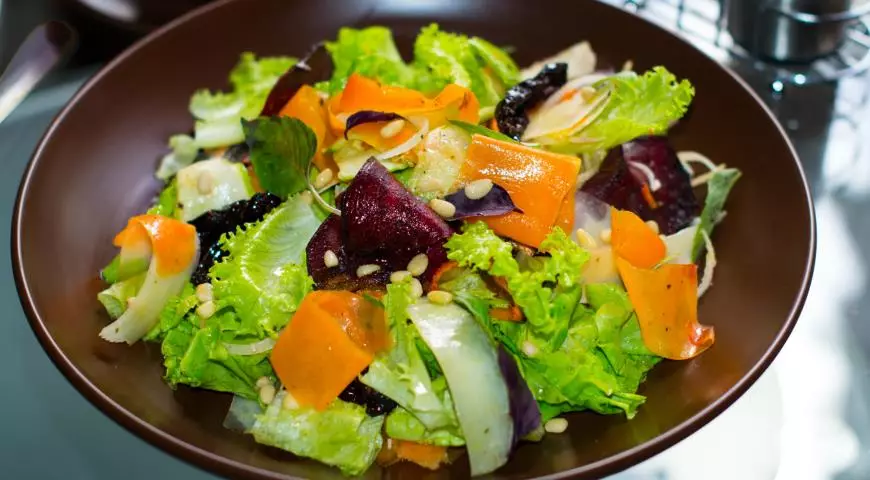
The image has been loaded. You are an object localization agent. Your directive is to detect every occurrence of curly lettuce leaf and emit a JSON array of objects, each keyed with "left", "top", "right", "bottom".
[
  {"left": 385, "top": 403, "right": 465, "bottom": 447},
  {"left": 251, "top": 392, "right": 384, "bottom": 476},
  {"left": 156, "top": 135, "right": 198, "bottom": 181},
  {"left": 692, "top": 167, "right": 741, "bottom": 259},
  {"left": 361, "top": 281, "right": 460, "bottom": 430},
  {"left": 162, "top": 316, "right": 273, "bottom": 400},
  {"left": 210, "top": 194, "right": 319, "bottom": 338},
  {"left": 445, "top": 222, "right": 589, "bottom": 346},
  {"left": 469, "top": 36, "right": 520, "bottom": 88},
  {"left": 243, "top": 117, "right": 317, "bottom": 198},
  {"left": 186, "top": 53, "right": 296, "bottom": 150},
  {"left": 322, "top": 26, "right": 412, "bottom": 94},
  {"left": 563, "top": 67, "right": 694, "bottom": 153},
  {"left": 144, "top": 282, "right": 198, "bottom": 342},
  {"left": 444, "top": 223, "right": 659, "bottom": 419},
  {"left": 146, "top": 179, "right": 179, "bottom": 218}
]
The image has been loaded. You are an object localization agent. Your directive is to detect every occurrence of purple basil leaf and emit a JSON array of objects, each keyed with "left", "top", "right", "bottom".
[
  {"left": 344, "top": 111, "right": 405, "bottom": 139},
  {"left": 580, "top": 136, "right": 698, "bottom": 235},
  {"left": 260, "top": 43, "right": 332, "bottom": 117},
  {"left": 443, "top": 182, "right": 522, "bottom": 220},
  {"left": 497, "top": 346, "right": 542, "bottom": 444},
  {"left": 306, "top": 159, "right": 454, "bottom": 290}
]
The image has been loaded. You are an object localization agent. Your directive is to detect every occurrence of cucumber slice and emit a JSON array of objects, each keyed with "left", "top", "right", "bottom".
[{"left": 176, "top": 158, "right": 254, "bottom": 221}]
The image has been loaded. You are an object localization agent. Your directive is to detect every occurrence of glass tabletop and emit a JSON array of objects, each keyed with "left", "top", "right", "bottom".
[{"left": 2, "top": 13, "right": 870, "bottom": 480}]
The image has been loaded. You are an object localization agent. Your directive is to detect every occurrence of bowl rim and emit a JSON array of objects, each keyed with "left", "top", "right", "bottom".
[{"left": 11, "top": 0, "right": 817, "bottom": 478}]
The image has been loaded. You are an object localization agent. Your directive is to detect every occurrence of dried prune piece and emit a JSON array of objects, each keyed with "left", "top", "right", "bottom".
[{"left": 495, "top": 63, "right": 568, "bottom": 140}]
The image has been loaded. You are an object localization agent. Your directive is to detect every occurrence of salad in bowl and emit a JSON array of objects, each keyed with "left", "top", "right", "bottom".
[{"left": 95, "top": 24, "right": 740, "bottom": 476}]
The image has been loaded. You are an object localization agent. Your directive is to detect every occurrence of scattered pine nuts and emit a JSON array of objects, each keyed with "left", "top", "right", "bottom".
[
  {"left": 600, "top": 228, "right": 612, "bottom": 244},
  {"left": 379, "top": 119, "right": 406, "bottom": 139},
  {"left": 196, "top": 300, "right": 216, "bottom": 320},
  {"left": 255, "top": 376, "right": 271, "bottom": 389},
  {"left": 390, "top": 270, "right": 412, "bottom": 283},
  {"left": 323, "top": 250, "right": 339, "bottom": 268},
  {"left": 544, "top": 418, "right": 568, "bottom": 434},
  {"left": 645, "top": 220, "right": 660, "bottom": 234},
  {"left": 427, "top": 290, "right": 454, "bottom": 305},
  {"left": 259, "top": 384, "right": 276, "bottom": 404},
  {"left": 409, "top": 278, "right": 423, "bottom": 298},
  {"left": 575, "top": 228, "right": 597, "bottom": 249},
  {"left": 195, "top": 283, "right": 213, "bottom": 303},
  {"left": 428, "top": 198, "right": 456, "bottom": 219},
  {"left": 314, "top": 168, "right": 334, "bottom": 189},
  {"left": 464, "top": 179, "right": 494, "bottom": 200},
  {"left": 197, "top": 172, "right": 214, "bottom": 195},
  {"left": 407, "top": 254, "right": 429, "bottom": 277},
  {"left": 356, "top": 264, "right": 381, "bottom": 277}
]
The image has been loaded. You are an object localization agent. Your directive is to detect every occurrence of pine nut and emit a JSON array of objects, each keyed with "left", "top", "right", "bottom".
[
  {"left": 600, "top": 228, "right": 612, "bottom": 244},
  {"left": 464, "top": 179, "right": 493, "bottom": 200},
  {"left": 282, "top": 392, "right": 299, "bottom": 410},
  {"left": 579, "top": 86, "right": 597, "bottom": 102},
  {"left": 407, "top": 254, "right": 429, "bottom": 277},
  {"left": 545, "top": 418, "right": 568, "bottom": 434},
  {"left": 259, "top": 384, "right": 276, "bottom": 404},
  {"left": 409, "top": 278, "right": 423, "bottom": 298},
  {"left": 299, "top": 191, "right": 313, "bottom": 205},
  {"left": 314, "top": 168, "right": 334, "bottom": 189},
  {"left": 390, "top": 270, "right": 411, "bottom": 283},
  {"left": 197, "top": 172, "right": 214, "bottom": 195},
  {"left": 255, "top": 376, "right": 271, "bottom": 389},
  {"left": 196, "top": 300, "right": 216, "bottom": 320},
  {"left": 380, "top": 119, "right": 406, "bottom": 139},
  {"left": 356, "top": 264, "right": 381, "bottom": 277},
  {"left": 645, "top": 220, "right": 660, "bottom": 234},
  {"left": 323, "top": 250, "right": 339, "bottom": 268},
  {"left": 195, "top": 283, "right": 213, "bottom": 303},
  {"left": 429, "top": 198, "right": 456, "bottom": 219},
  {"left": 427, "top": 290, "right": 454, "bottom": 305},
  {"left": 521, "top": 340, "right": 538, "bottom": 357},
  {"left": 575, "top": 228, "right": 597, "bottom": 249}
]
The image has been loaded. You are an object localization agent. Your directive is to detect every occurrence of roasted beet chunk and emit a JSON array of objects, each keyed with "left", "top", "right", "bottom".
[
  {"left": 306, "top": 159, "right": 453, "bottom": 291},
  {"left": 581, "top": 136, "right": 699, "bottom": 235},
  {"left": 189, "top": 192, "right": 283, "bottom": 284},
  {"left": 495, "top": 63, "right": 568, "bottom": 140}
]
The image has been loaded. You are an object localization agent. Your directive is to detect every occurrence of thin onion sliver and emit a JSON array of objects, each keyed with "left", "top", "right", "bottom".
[{"left": 223, "top": 337, "right": 277, "bottom": 356}]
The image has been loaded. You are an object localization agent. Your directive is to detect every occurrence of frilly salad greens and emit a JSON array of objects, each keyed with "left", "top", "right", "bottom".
[{"left": 97, "top": 23, "right": 739, "bottom": 477}]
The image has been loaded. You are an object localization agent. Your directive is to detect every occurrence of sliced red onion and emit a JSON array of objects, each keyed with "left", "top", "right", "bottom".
[
  {"left": 497, "top": 346, "right": 542, "bottom": 444},
  {"left": 223, "top": 337, "right": 276, "bottom": 355},
  {"left": 374, "top": 117, "right": 428, "bottom": 161},
  {"left": 260, "top": 43, "right": 331, "bottom": 117},
  {"left": 344, "top": 111, "right": 405, "bottom": 139},
  {"left": 443, "top": 182, "right": 521, "bottom": 220}
]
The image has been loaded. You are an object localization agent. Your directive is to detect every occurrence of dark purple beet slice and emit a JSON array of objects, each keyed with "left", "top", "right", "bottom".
[
  {"left": 306, "top": 159, "right": 454, "bottom": 291},
  {"left": 344, "top": 111, "right": 404, "bottom": 139},
  {"left": 260, "top": 43, "right": 332, "bottom": 117},
  {"left": 443, "top": 182, "right": 522, "bottom": 220},
  {"left": 580, "top": 136, "right": 698, "bottom": 235}
]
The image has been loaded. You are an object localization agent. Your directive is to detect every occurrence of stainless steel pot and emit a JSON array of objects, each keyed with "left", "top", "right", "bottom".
[{"left": 725, "top": 0, "right": 870, "bottom": 63}]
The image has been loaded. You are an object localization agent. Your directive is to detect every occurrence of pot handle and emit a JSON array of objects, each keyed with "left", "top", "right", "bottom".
[{"left": 763, "top": 0, "right": 870, "bottom": 25}]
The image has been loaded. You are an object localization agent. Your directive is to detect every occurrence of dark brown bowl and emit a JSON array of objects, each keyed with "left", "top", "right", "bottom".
[{"left": 12, "top": 0, "right": 815, "bottom": 478}]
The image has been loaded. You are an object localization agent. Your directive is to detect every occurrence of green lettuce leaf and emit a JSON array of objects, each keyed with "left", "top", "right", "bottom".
[
  {"left": 244, "top": 117, "right": 317, "bottom": 198},
  {"left": 469, "top": 37, "right": 520, "bottom": 87},
  {"left": 361, "top": 281, "right": 460, "bottom": 430},
  {"left": 444, "top": 223, "right": 659, "bottom": 419},
  {"left": 156, "top": 135, "right": 198, "bottom": 181},
  {"left": 162, "top": 316, "right": 273, "bottom": 400},
  {"left": 187, "top": 53, "right": 296, "bottom": 150},
  {"left": 385, "top": 404, "right": 465, "bottom": 447},
  {"left": 449, "top": 120, "right": 516, "bottom": 143},
  {"left": 146, "top": 179, "right": 179, "bottom": 218},
  {"left": 445, "top": 222, "right": 589, "bottom": 346},
  {"left": 692, "top": 167, "right": 741, "bottom": 259},
  {"left": 564, "top": 67, "right": 694, "bottom": 153},
  {"left": 210, "top": 194, "right": 319, "bottom": 338},
  {"left": 97, "top": 272, "right": 146, "bottom": 319},
  {"left": 250, "top": 393, "right": 384, "bottom": 476},
  {"left": 144, "top": 282, "right": 198, "bottom": 342},
  {"left": 322, "top": 26, "right": 412, "bottom": 94}
]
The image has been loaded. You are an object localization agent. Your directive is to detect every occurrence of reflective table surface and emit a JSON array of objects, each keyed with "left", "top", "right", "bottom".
[{"left": 2, "top": 2, "right": 870, "bottom": 479}]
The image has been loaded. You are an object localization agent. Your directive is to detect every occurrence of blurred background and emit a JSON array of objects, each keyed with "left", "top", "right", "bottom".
[{"left": 1, "top": 0, "right": 869, "bottom": 479}]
